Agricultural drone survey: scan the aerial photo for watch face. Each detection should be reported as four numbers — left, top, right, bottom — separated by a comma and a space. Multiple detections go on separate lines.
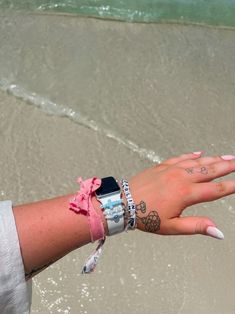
96, 177, 120, 196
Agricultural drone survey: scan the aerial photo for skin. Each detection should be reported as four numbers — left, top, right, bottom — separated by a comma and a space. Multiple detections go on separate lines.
130, 152, 235, 235
12, 152, 235, 279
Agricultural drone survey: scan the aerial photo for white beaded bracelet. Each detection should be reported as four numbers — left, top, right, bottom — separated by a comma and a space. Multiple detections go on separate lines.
121, 179, 136, 230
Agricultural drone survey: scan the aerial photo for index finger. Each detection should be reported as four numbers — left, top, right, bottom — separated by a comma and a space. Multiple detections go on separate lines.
159, 152, 203, 168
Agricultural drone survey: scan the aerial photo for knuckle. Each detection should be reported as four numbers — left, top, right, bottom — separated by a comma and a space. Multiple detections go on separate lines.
195, 159, 203, 167
177, 185, 193, 206
209, 164, 216, 175
215, 182, 226, 194
195, 220, 204, 234
179, 184, 192, 196
195, 218, 212, 234
164, 167, 183, 181
179, 186, 193, 208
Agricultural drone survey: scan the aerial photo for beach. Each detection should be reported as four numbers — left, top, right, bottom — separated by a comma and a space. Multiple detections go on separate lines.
1, 12, 235, 314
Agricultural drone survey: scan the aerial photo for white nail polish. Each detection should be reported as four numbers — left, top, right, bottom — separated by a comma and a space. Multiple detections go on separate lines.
206, 226, 224, 239
193, 151, 203, 155
221, 155, 235, 161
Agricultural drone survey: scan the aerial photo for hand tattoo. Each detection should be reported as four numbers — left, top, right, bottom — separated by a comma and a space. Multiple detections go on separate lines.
136, 201, 161, 233
140, 211, 161, 233
185, 167, 208, 175
136, 200, 146, 213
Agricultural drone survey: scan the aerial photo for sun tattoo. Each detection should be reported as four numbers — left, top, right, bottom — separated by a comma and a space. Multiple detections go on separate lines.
136, 201, 161, 233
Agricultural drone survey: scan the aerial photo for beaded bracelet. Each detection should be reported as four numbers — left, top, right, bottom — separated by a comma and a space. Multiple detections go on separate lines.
121, 179, 137, 230
70, 177, 136, 274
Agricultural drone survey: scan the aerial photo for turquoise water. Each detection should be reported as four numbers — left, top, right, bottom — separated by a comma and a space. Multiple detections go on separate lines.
0, 0, 235, 27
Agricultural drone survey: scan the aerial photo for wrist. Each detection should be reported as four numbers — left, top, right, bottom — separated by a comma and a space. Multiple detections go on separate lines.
91, 194, 109, 237
92, 179, 130, 236
128, 179, 141, 230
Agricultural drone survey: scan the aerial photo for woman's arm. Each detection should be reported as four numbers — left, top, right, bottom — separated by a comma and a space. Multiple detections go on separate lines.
13, 194, 107, 279
12, 152, 235, 279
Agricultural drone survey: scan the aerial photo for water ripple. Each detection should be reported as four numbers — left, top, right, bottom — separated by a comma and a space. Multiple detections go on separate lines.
0, 78, 161, 163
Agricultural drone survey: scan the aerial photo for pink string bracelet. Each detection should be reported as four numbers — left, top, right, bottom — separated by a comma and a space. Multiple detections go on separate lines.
69, 177, 106, 273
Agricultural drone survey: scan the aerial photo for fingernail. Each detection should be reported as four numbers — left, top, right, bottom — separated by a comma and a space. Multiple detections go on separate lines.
206, 226, 224, 240
193, 151, 203, 155
221, 155, 235, 161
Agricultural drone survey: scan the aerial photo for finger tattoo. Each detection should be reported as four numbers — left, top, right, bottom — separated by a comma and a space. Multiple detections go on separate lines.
185, 167, 194, 174
200, 166, 208, 175
185, 167, 208, 175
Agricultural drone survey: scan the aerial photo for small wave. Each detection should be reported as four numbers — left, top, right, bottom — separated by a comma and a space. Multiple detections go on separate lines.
0, 78, 161, 163
1, 1, 235, 28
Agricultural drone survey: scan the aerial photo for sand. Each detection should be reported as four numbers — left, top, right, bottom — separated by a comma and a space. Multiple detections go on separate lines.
0, 12, 235, 314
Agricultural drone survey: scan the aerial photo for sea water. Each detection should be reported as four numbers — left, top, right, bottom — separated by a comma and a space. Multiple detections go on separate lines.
1, 9, 235, 314
0, 0, 235, 26
1, 10, 235, 163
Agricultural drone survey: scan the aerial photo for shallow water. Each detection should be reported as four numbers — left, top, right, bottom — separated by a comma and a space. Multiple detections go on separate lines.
1, 12, 235, 160
1, 1, 235, 26
1, 11, 235, 314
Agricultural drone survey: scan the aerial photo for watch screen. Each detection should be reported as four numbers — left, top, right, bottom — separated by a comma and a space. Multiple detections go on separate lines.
96, 177, 120, 196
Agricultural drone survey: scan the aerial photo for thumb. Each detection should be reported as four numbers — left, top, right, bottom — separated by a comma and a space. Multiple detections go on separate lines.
167, 216, 224, 239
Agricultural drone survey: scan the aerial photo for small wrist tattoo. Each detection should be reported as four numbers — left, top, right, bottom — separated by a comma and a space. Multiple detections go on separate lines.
136, 200, 146, 213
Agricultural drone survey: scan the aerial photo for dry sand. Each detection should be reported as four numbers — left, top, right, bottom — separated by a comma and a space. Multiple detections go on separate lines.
0, 12, 235, 314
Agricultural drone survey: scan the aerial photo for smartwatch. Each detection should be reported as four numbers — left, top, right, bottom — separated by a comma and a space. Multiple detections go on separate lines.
96, 177, 124, 236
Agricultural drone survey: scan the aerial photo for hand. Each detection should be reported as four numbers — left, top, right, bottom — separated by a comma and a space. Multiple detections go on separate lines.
129, 152, 235, 239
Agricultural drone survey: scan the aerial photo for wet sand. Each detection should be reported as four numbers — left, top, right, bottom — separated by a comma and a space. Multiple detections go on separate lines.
1, 13, 235, 314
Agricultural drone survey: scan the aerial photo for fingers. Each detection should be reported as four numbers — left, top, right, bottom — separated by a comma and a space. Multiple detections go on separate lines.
159, 153, 235, 172
165, 216, 224, 239
158, 152, 203, 170
182, 159, 235, 183
191, 180, 235, 204
178, 155, 235, 168
179, 156, 222, 168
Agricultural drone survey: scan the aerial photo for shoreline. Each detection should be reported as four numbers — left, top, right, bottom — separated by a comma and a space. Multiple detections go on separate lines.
1, 13, 235, 313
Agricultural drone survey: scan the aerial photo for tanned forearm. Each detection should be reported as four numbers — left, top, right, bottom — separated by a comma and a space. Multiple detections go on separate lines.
13, 194, 107, 280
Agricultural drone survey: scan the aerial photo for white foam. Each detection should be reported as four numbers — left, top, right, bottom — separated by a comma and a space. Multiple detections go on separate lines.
0, 78, 161, 163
